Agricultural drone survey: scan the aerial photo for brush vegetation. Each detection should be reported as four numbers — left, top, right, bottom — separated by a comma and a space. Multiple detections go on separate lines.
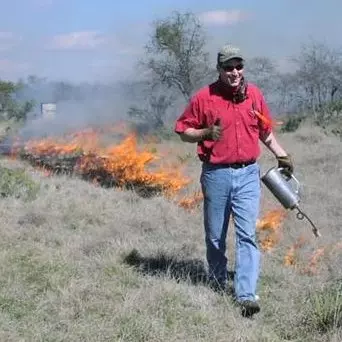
0, 165, 39, 200
0, 121, 341, 341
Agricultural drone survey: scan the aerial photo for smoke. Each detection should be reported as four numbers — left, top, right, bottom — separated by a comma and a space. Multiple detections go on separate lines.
15, 79, 134, 140
13, 78, 187, 141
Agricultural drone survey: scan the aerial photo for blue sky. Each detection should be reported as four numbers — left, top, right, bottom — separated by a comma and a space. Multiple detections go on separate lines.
1, 0, 341, 83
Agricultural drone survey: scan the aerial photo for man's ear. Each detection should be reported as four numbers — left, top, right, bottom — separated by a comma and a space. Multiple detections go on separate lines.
216, 64, 221, 72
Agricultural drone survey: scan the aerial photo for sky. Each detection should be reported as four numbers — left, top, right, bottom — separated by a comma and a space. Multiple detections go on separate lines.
1, 0, 342, 83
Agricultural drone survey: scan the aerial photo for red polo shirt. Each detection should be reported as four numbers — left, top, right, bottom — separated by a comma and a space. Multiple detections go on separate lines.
174, 80, 273, 164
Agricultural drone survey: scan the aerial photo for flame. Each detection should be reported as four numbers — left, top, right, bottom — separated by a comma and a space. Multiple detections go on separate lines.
284, 235, 308, 266
256, 209, 287, 251
11, 128, 190, 197
301, 248, 325, 275
7, 123, 340, 278
76, 134, 190, 196
25, 139, 81, 155
284, 239, 341, 275
252, 110, 283, 128
302, 242, 340, 275
178, 191, 203, 211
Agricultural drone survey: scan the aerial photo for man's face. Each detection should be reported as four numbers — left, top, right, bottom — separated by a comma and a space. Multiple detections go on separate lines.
218, 58, 244, 88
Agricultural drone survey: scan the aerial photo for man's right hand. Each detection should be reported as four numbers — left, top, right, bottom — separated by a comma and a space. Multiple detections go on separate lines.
204, 118, 222, 141
277, 154, 294, 175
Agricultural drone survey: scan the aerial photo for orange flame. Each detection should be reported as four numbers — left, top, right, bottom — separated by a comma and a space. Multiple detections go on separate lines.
284, 240, 341, 275
253, 110, 283, 128
256, 209, 287, 251
11, 128, 191, 197
284, 235, 308, 267
301, 248, 325, 275
178, 191, 203, 211
76, 134, 190, 196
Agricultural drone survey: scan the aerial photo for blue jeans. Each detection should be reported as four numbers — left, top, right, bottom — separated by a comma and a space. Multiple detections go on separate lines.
200, 162, 261, 301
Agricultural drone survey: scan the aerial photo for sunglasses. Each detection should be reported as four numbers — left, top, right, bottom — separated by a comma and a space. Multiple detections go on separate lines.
221, 64, 244, 72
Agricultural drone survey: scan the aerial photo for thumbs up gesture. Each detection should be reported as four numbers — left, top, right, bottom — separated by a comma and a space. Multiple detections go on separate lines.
206, 118, 222, 141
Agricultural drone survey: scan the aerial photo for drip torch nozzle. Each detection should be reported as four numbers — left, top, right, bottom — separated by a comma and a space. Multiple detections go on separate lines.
295, 207, 321, 238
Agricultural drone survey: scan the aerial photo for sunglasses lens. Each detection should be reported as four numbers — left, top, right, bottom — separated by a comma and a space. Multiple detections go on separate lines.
222, 64, 244, 72
223, 66, 234, 72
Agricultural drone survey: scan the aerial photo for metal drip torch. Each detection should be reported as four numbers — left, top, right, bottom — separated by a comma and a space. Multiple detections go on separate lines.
261, 167, 321, 238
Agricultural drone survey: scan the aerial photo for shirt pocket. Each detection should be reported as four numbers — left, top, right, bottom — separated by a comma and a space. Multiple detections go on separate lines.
243, 105, 259, 132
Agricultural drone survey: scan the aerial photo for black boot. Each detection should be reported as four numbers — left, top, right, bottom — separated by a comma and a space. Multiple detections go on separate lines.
238, 300, 260, 318
209, 280, 227, 293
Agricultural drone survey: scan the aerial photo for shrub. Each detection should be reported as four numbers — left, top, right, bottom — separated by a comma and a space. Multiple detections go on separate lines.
280, 115, 305, 133
0, 166, 39, 201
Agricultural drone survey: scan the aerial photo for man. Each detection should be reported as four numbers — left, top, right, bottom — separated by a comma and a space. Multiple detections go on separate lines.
174, 44, 293, 317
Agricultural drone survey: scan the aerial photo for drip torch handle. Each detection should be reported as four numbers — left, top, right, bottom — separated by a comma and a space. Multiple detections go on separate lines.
278, 167, 301, 194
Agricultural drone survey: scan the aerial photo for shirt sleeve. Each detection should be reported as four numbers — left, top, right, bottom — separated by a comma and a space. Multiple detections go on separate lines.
174, 95, 202, 134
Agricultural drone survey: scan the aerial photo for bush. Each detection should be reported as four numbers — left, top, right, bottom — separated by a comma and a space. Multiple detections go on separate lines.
315, 100, 342, 126
0, 166, 40, 201
280, 115, 305, 133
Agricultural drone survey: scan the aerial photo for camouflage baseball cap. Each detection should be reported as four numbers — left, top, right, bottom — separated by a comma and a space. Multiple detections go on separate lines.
217, 44, 244, 65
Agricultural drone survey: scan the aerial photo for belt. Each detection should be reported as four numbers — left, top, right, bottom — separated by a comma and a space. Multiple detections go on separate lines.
205, 160, 256, 169
228, 160, 256, 169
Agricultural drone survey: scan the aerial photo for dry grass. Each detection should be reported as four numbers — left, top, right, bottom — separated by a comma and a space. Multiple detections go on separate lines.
0, 121, 341, 341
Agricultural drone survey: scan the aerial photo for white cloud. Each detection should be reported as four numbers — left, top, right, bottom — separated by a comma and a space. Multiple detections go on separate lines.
47, 31, 107, 50
198, 10, 249, 26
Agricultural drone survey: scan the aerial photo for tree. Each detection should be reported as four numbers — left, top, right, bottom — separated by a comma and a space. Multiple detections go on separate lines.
273, 72, 307, 114
143, 11, 214, 101
52, 81, 77, 102
292, 40, 342, 115
128, 90, 175, 131
0, 80, 34, 122
245, 56, 277, 97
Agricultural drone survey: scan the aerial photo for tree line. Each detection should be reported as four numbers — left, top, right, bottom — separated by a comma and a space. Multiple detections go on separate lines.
1, 11, 342, 134
129, 11, 342, 132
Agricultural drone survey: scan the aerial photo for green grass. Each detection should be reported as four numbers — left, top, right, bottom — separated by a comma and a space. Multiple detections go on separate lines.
303, 281, 342, 333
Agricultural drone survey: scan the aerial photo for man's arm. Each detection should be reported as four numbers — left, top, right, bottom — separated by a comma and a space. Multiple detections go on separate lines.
175, 92, 221, 143
178, 118, 222, 143
261, 131, 294, 174
260, 131, 288, 157
254, 87, 294, 173
178, 128, 210, 143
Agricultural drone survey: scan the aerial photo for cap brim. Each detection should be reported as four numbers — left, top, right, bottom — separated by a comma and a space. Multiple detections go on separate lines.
220, 56, 244, 63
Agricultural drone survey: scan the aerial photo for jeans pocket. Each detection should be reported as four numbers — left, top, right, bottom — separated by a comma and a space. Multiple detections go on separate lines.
248, 163, 260, 178
201, 164, 216, 182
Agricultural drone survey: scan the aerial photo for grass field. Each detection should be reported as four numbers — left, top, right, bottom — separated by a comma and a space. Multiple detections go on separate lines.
0, 121, 341, 341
